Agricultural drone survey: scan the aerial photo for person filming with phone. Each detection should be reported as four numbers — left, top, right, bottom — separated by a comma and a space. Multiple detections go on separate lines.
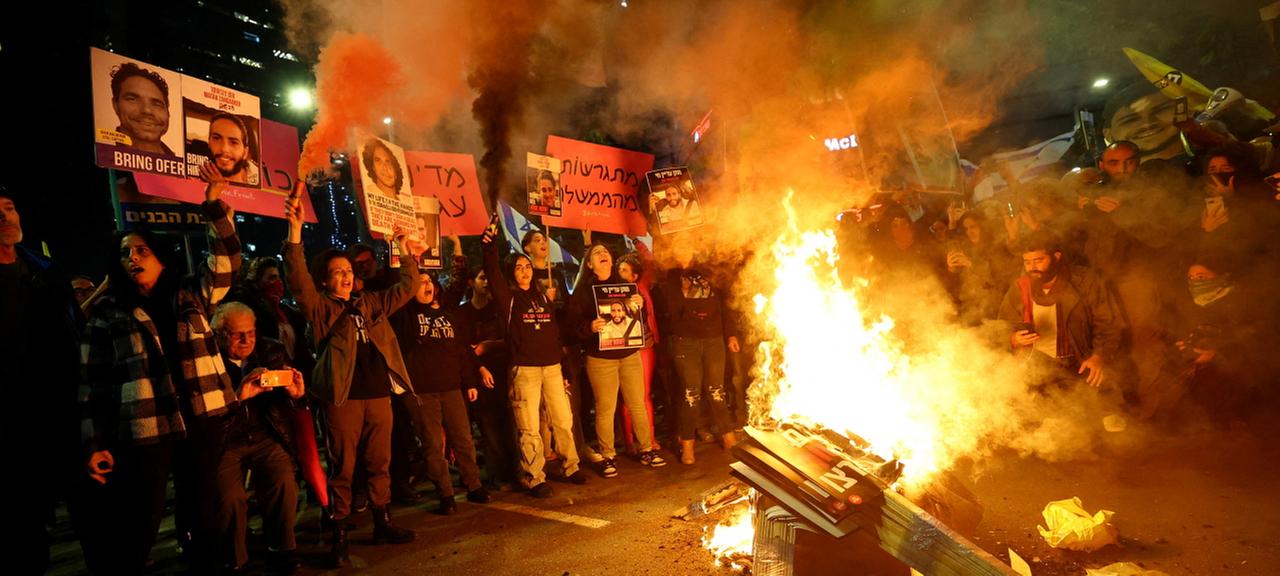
210, 301, 305, 574
1194, 147, 1280, 281
999, 231, 1125, 390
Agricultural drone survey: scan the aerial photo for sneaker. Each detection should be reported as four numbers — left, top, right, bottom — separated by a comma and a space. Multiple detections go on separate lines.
640, 451, 667, 468
697, 430, 716, 443
567, 470, 589, 485
529, 482, 554, 498
466, 487, 491, 504
352, 491, 370, 513
584, 448, 605, 463
600, 459, 619, 478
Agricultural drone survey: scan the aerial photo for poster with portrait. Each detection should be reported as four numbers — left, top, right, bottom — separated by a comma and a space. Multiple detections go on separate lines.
91, 47, 187, 178
356, 136, 418, 235
645, 166, 703, 234
526, 152, 563, 217
413, 196, 443, 269
180, 75, 262, 187
592, 283, 645, 351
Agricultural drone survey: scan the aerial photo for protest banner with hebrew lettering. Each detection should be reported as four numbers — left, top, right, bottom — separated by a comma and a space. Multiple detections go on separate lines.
403, 151, 488, 236
132, 119, 317, 222
543, 136, 653, 235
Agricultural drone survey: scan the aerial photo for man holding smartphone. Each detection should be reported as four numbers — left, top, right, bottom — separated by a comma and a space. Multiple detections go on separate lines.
999, 232, 1125, 389
211, 301, 305, 574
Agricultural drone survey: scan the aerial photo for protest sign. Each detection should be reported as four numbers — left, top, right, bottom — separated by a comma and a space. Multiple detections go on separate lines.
356, 136, 417, 235
593, 283, 645, 351
404, 151, 488, 236
132, 119, 317, 223
412, 196, 443, 269
526, 152, 563, 217
181, 75, 262, 187
543, 136, 653, 235
91, 47, 187, 178
645, 166, 704, 235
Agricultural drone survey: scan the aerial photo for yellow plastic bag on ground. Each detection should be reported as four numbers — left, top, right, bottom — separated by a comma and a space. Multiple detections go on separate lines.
1085, 561, 1169, 576
1036, 497, 1118, 551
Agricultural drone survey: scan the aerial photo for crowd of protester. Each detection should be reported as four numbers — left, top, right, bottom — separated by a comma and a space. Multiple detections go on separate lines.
4, 85, 1279, 575
1, 159, 755, 574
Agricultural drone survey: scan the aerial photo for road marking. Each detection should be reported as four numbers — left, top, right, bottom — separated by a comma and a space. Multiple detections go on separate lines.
487, 501, 612, 529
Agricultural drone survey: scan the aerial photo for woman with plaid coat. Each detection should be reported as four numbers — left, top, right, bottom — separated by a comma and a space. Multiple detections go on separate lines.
75, 164, 241, 574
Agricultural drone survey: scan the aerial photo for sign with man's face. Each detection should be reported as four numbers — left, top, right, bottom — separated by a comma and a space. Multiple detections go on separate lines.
1104, 91, 1183, 162
130, 119, 318, 225
592, 283, 644, 350
645, 166, 703, 235
91, 48, 186, 177
526, 152, 563, 217
181, 76, 262, 187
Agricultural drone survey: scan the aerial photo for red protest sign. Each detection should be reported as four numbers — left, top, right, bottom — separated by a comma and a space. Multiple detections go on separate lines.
133, 119, 317, 222
543, 135, 653, 236
403, 151, 489, 236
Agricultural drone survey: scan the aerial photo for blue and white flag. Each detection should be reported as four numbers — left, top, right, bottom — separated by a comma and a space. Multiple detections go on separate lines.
972, 131, 1074, 203
498, 200, 579, 266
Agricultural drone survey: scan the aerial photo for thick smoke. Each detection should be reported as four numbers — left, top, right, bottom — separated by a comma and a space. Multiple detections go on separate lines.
280, 0, 1142, 478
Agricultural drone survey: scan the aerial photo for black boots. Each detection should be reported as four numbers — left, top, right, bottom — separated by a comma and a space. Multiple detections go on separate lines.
371, 506, 416, 544
327, 522, 349, 569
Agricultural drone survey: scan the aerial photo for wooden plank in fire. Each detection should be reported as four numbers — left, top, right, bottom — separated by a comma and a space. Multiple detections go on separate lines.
733, 426, 1017, 576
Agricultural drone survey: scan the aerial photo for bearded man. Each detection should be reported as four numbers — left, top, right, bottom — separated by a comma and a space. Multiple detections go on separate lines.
207, 113, 260, 185
999, 231, 1125, 389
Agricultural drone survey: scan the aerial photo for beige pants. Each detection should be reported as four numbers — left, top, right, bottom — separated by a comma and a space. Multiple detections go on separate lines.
510, 364, 579, 486
586, 352, 652, 458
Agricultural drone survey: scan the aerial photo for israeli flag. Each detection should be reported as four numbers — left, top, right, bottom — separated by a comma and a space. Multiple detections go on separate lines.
971, 131, 1075, 203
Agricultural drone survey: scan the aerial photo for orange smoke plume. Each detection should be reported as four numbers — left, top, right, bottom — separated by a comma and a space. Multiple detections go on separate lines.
298, 32, 404, 175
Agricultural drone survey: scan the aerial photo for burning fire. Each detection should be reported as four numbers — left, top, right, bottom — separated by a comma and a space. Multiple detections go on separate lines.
705, 193, 1025, 568
749, 194, 953, 489
703, 502, 754, 571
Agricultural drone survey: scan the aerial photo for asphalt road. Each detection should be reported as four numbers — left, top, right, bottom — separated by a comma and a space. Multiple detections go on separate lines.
49, 441, 742, 576
49, 409, 1280, 575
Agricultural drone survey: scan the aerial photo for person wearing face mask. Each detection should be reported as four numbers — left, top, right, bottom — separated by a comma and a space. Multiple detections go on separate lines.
76, 161, 240, 574
652, 232, 741, 465
228, 257, 314, 379
1172, 251, 1278, 427
569, 239, 666, 478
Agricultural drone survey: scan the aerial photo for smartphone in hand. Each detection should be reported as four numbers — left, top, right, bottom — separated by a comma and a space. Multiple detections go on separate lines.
258, 369, 295, 388
1205, 196, 1226, 217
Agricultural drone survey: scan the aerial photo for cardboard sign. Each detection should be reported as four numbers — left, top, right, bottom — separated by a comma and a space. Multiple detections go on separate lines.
645, 166, 704, 235
593, 283, 644, 350
92, 48, 187, 178
526, 152, 563, 217
132, 119, 317, 222
412, 196, 443, 269
181, 76, 262, 187
543, 135, 653, 235
356, 136, 417, 235
404, 151, 488, 236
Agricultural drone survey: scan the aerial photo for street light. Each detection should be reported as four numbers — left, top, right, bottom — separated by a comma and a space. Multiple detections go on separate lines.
287, 87, 313, 111
383, 117, 395, 143
1092, 78, 1110, 89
